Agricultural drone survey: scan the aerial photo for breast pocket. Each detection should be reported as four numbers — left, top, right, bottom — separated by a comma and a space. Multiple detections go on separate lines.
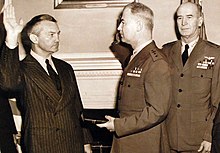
122, 76, 145, 109
191, 69, 212, 93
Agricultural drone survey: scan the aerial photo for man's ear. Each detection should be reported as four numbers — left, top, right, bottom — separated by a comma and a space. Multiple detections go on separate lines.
29, 33, 38, 44
136, 20, 143, 32
198, 16, 204, 27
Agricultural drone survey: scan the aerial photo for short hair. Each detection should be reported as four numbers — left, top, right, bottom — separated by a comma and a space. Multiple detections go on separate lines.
176, 2, 203, 17
123, 2, 154, 31
21, 14, 57, 54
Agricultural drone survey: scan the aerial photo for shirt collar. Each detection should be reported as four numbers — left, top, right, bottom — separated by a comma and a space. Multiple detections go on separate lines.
30, 50, 52, 62
30, 50, 57, 74
181, 37, 199, 55
129, 40, 152, 63
133, 40, 153, 55
181, 37, 199, 49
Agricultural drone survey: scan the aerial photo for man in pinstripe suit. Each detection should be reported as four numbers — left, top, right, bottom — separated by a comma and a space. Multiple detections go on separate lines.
2, 4, 93, 153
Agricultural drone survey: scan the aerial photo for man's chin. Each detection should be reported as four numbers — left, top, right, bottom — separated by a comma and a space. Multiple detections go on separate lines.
50, 49, 59, 53
180, 33, 191, 38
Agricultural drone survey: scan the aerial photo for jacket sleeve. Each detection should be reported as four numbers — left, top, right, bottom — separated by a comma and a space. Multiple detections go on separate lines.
204, 47, 220, 142
70, 68, 93, 144
114, 58, 172, 137
0, 44, 21, 91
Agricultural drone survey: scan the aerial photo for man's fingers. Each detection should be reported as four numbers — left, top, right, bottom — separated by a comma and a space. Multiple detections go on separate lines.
3, 4, 12, 20
105, 115, 113, 120
0, 0, 12, 13
0, 5, 5, 13
198, 145, 203, 152
7, 4, 15, 19
19, 18, 24, 26
96, 123, 107, 128
5, 0, 12, 6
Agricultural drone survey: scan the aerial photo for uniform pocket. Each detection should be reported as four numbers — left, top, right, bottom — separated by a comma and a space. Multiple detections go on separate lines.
191, 69, 212, 93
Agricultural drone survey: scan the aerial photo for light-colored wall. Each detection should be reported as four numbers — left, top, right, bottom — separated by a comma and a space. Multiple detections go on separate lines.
203, 0, 220, 45
13, 0, 220, 52
13, 0, 177, 54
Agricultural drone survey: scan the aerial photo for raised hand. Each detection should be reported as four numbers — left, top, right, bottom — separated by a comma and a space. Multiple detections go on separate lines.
3, 3, 23, 48
0, 0, 12, 13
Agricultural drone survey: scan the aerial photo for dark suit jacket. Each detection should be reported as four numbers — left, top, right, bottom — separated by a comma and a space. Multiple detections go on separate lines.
0, 46, 93, 153
162, 39, 220, 151
0, 90, 17, 135
0, 19, 18, 153
0, 22, 17, 135
112, 41, 172, 153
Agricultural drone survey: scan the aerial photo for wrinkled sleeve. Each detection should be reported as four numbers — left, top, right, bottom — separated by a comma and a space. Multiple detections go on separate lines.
0, 44, 21, 91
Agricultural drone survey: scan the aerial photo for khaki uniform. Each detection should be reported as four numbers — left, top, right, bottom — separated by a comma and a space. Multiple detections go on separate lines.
162, 39, 220, 152
112, 41, 172, 153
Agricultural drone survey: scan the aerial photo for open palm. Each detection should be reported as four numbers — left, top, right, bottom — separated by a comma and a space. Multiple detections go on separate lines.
3, 4, 23, 35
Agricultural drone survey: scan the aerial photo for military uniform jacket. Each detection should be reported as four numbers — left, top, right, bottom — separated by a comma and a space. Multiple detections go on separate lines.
162, 39, 220, 151
0, 47, 92, 153
112, 41, 172, 153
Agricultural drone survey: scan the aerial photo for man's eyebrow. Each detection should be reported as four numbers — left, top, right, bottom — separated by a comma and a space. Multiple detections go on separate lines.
49, 30, 61, 34
176, 15, 182, 18
177, 14, 193, 17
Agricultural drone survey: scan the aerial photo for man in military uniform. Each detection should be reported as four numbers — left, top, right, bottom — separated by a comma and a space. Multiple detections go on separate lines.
162, 2, 220, 153
97, 2, 172, 153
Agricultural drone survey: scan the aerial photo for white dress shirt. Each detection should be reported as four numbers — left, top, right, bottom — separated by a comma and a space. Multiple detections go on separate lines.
181, 37, 199, 56
129, 40, 153, 62
30, 50, 58, 74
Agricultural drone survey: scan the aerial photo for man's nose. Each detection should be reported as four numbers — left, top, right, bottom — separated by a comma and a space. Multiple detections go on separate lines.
117, 22, 122, 31
55, 35, 59, 42
182, 17, 188, 25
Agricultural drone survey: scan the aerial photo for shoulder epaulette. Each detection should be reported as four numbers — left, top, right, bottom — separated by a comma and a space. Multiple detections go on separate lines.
205, 41, 220, 48
162, 41, 177, 48
150, 49, 163, 61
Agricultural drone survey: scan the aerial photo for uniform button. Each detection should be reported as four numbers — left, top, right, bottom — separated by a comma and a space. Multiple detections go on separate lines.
178, 89, 182, 92
201, 75, 203, 77
180, 73, 184, 77
128, 85, 131, 87
177, 104, 181, 108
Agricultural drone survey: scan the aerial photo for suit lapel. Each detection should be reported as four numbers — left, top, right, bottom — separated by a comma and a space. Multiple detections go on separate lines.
183, 39, 205, 72
23, 55, 61, 103
170, 41, 183, 71
52, 57, 74, 111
